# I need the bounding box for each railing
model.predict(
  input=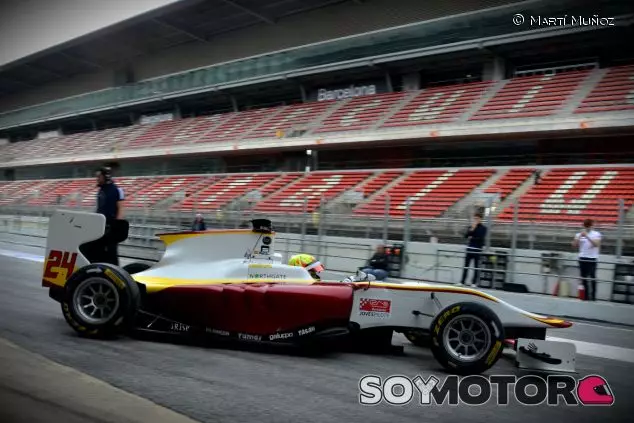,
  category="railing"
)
[1,212,633,305]
[1,195,632,255]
